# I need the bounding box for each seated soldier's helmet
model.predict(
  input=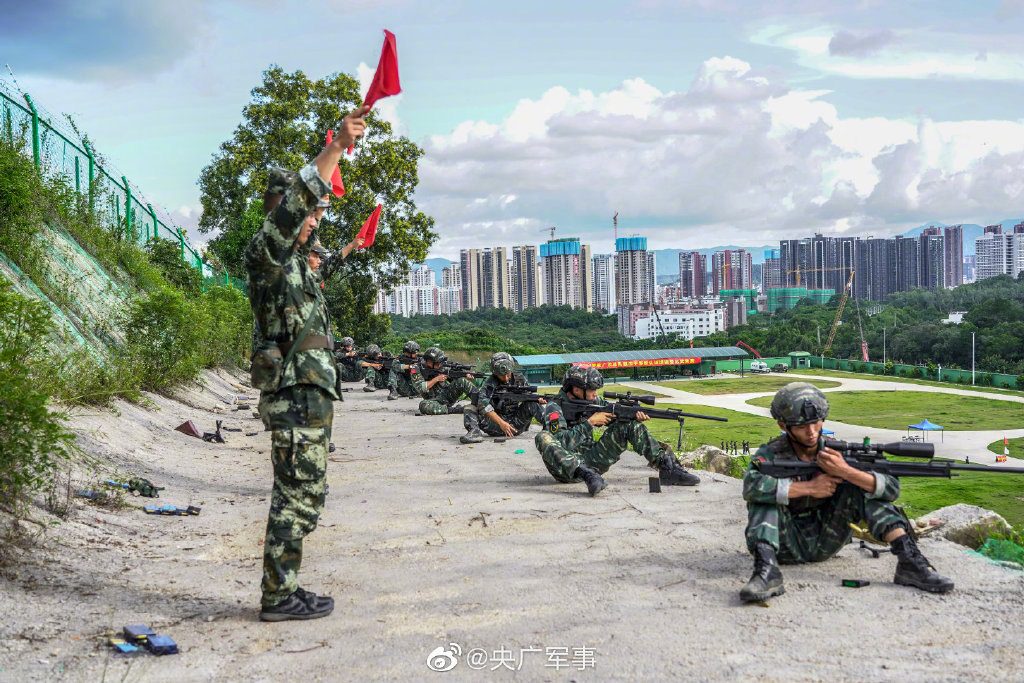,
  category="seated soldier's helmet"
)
[403,341,421,355]
[365,344,382,357]
[490,352,514,376]
[563,365,604,391]
[340,336,354,347]
[770,382,830,425]
[423,346,446,364]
